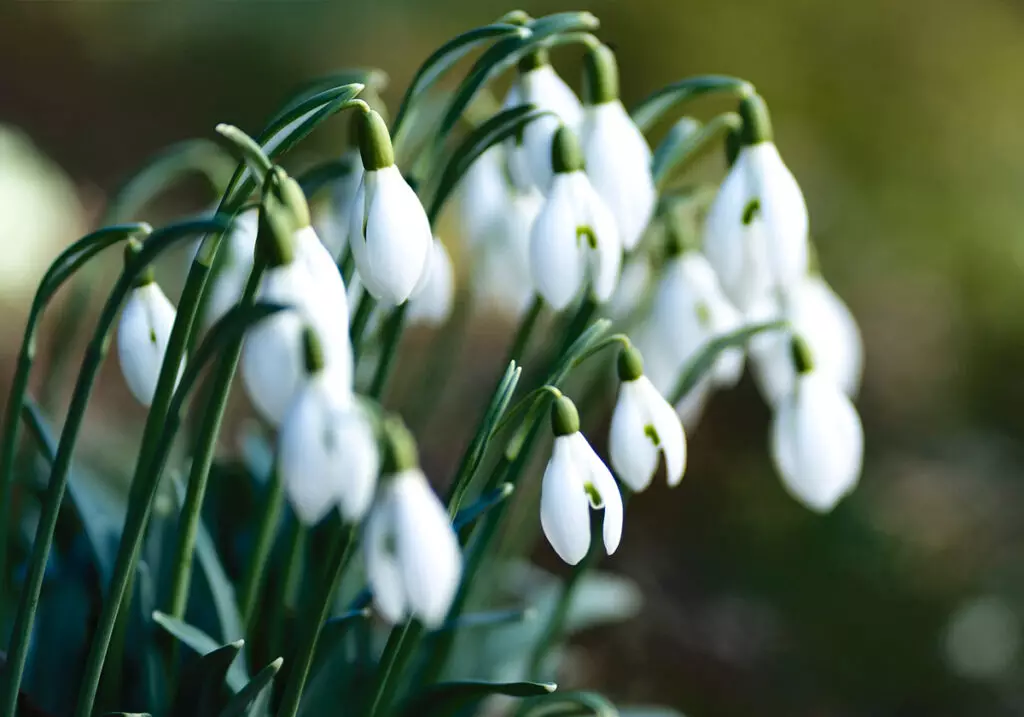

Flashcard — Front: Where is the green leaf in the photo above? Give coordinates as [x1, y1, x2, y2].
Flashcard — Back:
[38, 223, 152, 302]
[524, 691, 620, 717]
[618, 708, 687, 717]
[152, 610, 223, 657]
[129, 216, 232, 276]
[653, 113, 742, 189]
[454, 483, 514, 535]
[105, 139, 235, 223]
[669, 320, 788, 403]
[400, 680, 556, 717]
[437, 11, 600, 140]
[296, 156, 360, 200]
[392, 22, 528, 138]
[441, 607, 533, 632]
[217, 658, 283, 717]
[427, 105, 553, 222]
[631, 75, 754, 134]
[172, 640, 244, 717]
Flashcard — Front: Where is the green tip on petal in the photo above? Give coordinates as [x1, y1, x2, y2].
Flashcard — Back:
[551, 125, 584, 174]
[124, 238, 154, 287]
[738, 92, 773, 145]
[257, 167, 304, 268]
[517, 47, 550, 74]
[583, 43, 619, 105]
[357, 107, 395, 171]
[550, 394, 580, 437]
[382, 417, 419, 473]
[301, 325, 326, 375]
[790, 333, 815, 375]
[617, 344, 644, 382]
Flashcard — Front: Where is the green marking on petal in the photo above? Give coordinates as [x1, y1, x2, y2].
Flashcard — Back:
[149, 328, 157, 344]
[742, 198, 761, 225]
[577, 226, 598, 249]
[695, 301, 712, 326]
[644, 423, 661, 446]
[583, 481, 603, 508]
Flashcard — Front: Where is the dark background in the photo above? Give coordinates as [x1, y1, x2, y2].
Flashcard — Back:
[3, 1, 1024, 715]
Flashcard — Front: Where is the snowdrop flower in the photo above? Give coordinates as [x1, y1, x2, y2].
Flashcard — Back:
[202, 207, 259, 329]
[117, 248, 183, 407]
[278, 327, 378, 524]
[579, 43, 656, 252]
[242, 169, 354, 426]
[349, 108, 432, 306]
[407, 238, 455, 327]
[504, 49, 583, 191]
[703, 93, 809, 311]
[456, 145, 510, 248]
[541, 393, 623, 566]
[529, 126, 621, 311]
[314, 148, 363, 260]
[471, 182, 542, 318]
[749, 274, 863, 405]
[365, 420, 461, 627]
[770, 335, 864, 512]
[609, 345, 687, 492]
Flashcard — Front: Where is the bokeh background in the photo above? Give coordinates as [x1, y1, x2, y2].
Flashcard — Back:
[3, 0, 1024, 715]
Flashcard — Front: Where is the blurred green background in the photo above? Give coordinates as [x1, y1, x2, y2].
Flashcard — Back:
[3, 0, 1024, 715]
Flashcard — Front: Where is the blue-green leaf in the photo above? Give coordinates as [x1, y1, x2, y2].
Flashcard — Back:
[152, 612, 248, 692]
[454, 483, 514, 535]
[524, 690, 620, 717]
[217, 658, 283, 717]
[631, 75, 753, 134]
[400, 680, 556, 717]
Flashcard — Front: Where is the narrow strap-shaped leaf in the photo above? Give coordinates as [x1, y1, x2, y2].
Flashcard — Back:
[296, 157, 359, 200]
[523, 691, 619, 717]
[169, 639, 244, 717]
[427, 105, 552, 222]
[631, 75, 753, 133]
[264, 71, 380, 133]
[152, 611, 224, 657]
[217, 658, 283, 717]
[670, 320, 788, 404]
[453, 483, 514, 534]
[392, 22, 528, 136]
[401, 680, 556, 717]
[38, 223, 152, 302]
[440, 607, 532, 632]
[654, 112, 742, 189]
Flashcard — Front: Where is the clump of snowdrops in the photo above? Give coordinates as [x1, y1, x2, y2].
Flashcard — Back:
[0, 10, 864, 717]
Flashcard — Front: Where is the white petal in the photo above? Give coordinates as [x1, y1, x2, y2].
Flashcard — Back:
[575, 175, 622, 304]
[570, 433, 622, 556]
[525, 65, 582, 127]
[317, 149, 362, 259]
[391, 470, 462, 627]
[407, 238, 455, 327]
[637, 376, 688, 487]
[540, 436, 591, 565]
[529, 174, 584, 310]
[794, 276, 863, 397]
[117, 283, 183, 406]
[294, 225, 350, 325]
[355, 167, 432, 305]
[581, 102, 655, 251]
[456, 145, 510, 246]
[748, 143, 809, 290]
[203, 264, 250, 330]
[675, 373, 714, 433]
[471, 186, 542, 316]
[607, 254, 651, 320]
[365, 492, 406, 624]
[770, 372, 864, 512]
[520, 113, 562, 193]
[608, 380, 660, 492]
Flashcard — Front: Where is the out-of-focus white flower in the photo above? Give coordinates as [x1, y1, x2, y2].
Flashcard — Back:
[349, 109, 432, 306]
[504, 51, 582, 191]
[580, 44, 655, 252]
[608, 345, 687, 492]
[529, 126, 621, 311]
[313, 149, 363, 260]
[365, 427, 461, 627]
[540, 395, 623, 566]
[294, 225, 349, 323]
[456, 145, 510, 248]
[278, 329, 378, 524]
[117, 274, 183, 407]
[606, 253, 652, 321]
[749, 274, 863, 406]
[201, 208, 259, 329]
[407, 238, 455, 327]
[703, 93, 808, 311]
[471, 182, 542, 318]
[770, 336, 863, 512]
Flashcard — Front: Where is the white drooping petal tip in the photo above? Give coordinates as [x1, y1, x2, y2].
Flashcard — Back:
[116, 282, 184, 407]
[609, 377, 687, 492]
[407, 238, 455, 327]
[365, 470, 462, 627]
[278, 374, 378, 525]
[349, 166, 433, 306]
[770, 372, 864, 513]
[540, 433, 624, 565]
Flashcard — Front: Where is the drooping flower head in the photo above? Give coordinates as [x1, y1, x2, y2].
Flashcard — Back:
[529, 125, 622, 311]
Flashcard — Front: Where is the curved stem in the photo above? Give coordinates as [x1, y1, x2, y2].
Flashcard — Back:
[239, 462, 286, 632]
[631, 75, 755, 134]
[275, 524, 357, 717]
[368, 304, 409, 400]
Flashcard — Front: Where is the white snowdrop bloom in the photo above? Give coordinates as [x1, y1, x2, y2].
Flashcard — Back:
[609, 346, 687, 492]
[770, 337, 864, 512]
[364, 425, 461, 627]
[540, 395, 623, 566]
[606, 253, 652, 321]
[117, 274, 184, 407]
[294, 225, 349, 324]
[703, 93, 809, 311]
[348, 109, 432, 306]
[649, 250, 745, 389]
[529, 126, 621, 311]
[471, 183, 542, 317]
[456, 145, 510, 248]
[407, 238, 455, 327]
[749, 275, 863, 406]
[580, 44, 656, 252]
[633, 319, 712, 434]
[278, 331, 378, 524]
[199, 207, 259, 329]
[313, 149, 363, 260]
[504, 51, 583, 191]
